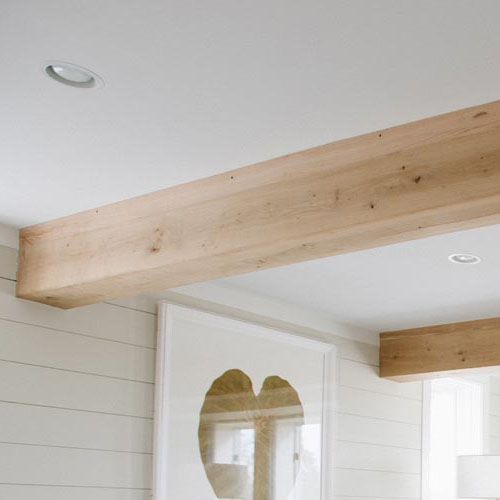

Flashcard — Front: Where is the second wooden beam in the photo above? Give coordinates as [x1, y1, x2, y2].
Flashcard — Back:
[380, 317, 500, 381]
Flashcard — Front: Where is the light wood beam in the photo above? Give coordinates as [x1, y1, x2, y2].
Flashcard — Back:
[380, 317, 500, 381]
[17, 100, 500, 308]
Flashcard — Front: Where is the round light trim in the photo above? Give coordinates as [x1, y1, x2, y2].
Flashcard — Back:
[448, 253, 482, 265]
[44, 61, 104, 89]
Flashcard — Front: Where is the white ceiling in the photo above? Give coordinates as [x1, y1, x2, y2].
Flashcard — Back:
[3, 1, 500, 333]
[2, 0, 500, 227]
[214, 224, 500, 332]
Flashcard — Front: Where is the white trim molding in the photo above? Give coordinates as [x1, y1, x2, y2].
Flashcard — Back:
[161, 282, 377, 345]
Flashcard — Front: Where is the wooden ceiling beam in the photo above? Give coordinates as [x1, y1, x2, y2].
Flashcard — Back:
[380, 317, 500, 381]
[16, 100, 500, 308]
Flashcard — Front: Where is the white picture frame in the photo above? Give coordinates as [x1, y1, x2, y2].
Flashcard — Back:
[153, 302, 337, 500]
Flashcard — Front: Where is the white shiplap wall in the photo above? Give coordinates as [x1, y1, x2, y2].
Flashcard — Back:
[0, 245, 155, 500]
[335, 355, 422, 500]
[0, 243, 423, 500]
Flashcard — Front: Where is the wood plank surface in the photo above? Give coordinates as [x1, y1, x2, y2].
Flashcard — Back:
[380, 316, 500, 380]
[17, 100, 500, 308]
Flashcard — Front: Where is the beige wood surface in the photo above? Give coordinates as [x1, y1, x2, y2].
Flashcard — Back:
[17, 100, 500, 308]
[380, 317, 500, 381]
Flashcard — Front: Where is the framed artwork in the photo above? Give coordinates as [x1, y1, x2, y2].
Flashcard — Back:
[153, 303, 337, 500]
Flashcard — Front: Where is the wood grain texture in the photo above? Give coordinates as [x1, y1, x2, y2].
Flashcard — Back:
[380, 317, 500, 381]
[17, 100, 500, 308]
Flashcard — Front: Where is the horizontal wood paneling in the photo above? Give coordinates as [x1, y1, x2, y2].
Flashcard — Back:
[337, 413, 421, 450]
[0, 245, 17, 281]
[0, 280, 156, 348]
[0, 319, 155, 382]
[340, 359, 422, 400]
[0, 361, 153, 418]
[0, 443, 151, 488]
[338, 337, 379, 366]
[336, 441, 420, 474]
[338, 386, 422, 425]
[334, 469, 420, 498]
[109, 296, 157, 315]
[0, 485, 150, 500]
[335, 357, 423, 500]
[0, 246, 156, 499]
[0, 401, 153, 453]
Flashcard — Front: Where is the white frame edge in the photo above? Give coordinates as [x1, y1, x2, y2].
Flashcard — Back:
[152, 302, 173, 500]
[152, 301, 338, 500]
[321, 336, 339, 500]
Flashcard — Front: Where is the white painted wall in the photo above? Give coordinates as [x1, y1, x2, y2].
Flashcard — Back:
[0, 242, 423, 500]
[0, 223, 18, 249]
[488, 377, 500, 454]
[0, 244, 155, 500]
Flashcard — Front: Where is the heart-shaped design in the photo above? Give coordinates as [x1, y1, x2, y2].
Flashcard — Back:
[198, 369, 304, 500]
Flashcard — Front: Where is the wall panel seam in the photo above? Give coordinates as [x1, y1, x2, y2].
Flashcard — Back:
[0, 399, 154, 420]
[0, 441, 153, 455]
[0, 315, 156, 350]
[339, 384, 422, 402]
[336, 411, 422, 427]
[0, 482, 151, 490]
[334, 466, 420, 475]
[0, 358, 154, 385]
[335, 439, 421, 451]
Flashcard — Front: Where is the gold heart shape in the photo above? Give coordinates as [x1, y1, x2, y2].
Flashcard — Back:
[199, 369, 304, 500]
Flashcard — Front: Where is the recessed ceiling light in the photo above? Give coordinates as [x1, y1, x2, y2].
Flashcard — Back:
[43, 61, 104, 89]
[448, 253, 482, 265]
